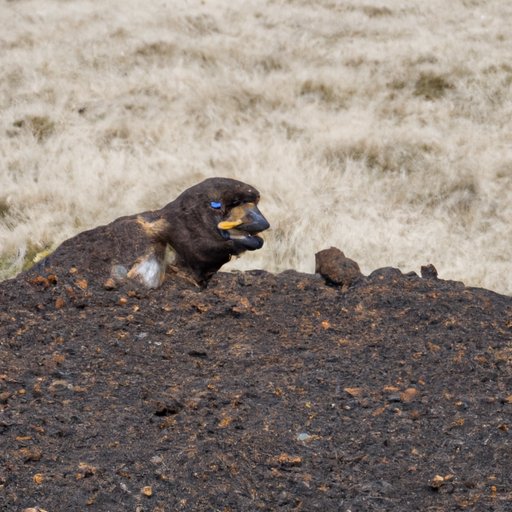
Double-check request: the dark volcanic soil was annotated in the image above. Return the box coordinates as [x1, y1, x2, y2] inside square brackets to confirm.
[0, 253, 511, 511]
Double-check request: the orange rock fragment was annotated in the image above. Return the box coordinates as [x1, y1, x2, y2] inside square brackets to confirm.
[29, 276, 50, 288]
[142, 486, 153, 497]
[103, 278, 116, 290]
[450, 417, 465, 428]
[276, 453, 303, 467]
[400, 387, 418, 403]
[75, 278, 88, 290]
[218, 416, 232, 428]
[344, 387, 363, 398]
[372, 405, 387, 417]
[430, 474, 445, 489]
[427, 342, 441, 352]
[18, 447, 42, 462]
[430, 474, 454, 489]
[33, 473, 44, 485]
[52, 353, 65, 364]
[76, 462, 97, 480]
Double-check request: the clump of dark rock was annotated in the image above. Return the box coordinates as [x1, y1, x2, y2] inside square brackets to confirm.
[0, 247, 511, 511]
[315, 246, 363, 289]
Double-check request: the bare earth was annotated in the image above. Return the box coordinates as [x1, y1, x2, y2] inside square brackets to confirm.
[1, 253, 511, 511]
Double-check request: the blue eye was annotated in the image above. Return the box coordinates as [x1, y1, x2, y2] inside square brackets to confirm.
[210, 201, 222, 209]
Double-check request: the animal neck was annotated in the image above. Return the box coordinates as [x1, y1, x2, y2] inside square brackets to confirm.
[157, 203, 230, 287]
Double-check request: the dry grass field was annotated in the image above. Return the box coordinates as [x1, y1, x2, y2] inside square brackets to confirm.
[1, 0, 511, 294]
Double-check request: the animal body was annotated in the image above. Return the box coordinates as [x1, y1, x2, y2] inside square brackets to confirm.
[36, 177, 270, 287]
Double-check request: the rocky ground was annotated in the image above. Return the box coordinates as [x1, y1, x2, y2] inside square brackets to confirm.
[0, 249, 511, 511]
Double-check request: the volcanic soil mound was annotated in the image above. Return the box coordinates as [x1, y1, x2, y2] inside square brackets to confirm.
[0, 249, 511, 511]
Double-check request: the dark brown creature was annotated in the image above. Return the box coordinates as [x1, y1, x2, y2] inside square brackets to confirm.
[34, 177, 270, 287]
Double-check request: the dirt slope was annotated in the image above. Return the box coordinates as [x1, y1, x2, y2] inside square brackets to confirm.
[0, 254, 511, 511]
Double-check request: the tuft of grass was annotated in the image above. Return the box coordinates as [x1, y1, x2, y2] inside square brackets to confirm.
[184, 14, 219, 35]
[0, 198, 9, 218]
[257, 55, 284, 73]
[12, 115, 56, 142]
[323, 140, 438, 174]
[100, 125, 131, 147]
[414, 72, 454, 100]
[362, 6, 393, 17]
[21, 243, 53, 272]
[134, 41, 176, 59]
[299, 79, 347, 107]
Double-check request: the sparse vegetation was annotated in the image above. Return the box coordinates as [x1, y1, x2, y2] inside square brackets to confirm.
[414, 72, 454, 100]
[362, 5, 393, 17]
[0, 198, 9, 218]
[0, 0, 511, 294]
[11, 115, 56, 142]
[134, 41, 177, 58]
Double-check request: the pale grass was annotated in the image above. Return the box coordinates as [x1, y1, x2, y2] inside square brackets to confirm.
[1, 0, 511, 294]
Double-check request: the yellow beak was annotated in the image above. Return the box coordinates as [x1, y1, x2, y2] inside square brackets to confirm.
[217, 219, 243, 230]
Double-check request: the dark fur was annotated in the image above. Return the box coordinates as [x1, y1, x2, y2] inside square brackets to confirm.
[34, 178, 269, 287]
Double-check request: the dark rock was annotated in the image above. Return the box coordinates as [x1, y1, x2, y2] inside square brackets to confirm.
[369, 266, 403, 280]
[151, 398, 183, 417]
[315, 247, 363, 289]
[421, 264, 438, 279]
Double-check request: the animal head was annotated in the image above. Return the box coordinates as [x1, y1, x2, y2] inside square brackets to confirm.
[161, 177, 270, 285]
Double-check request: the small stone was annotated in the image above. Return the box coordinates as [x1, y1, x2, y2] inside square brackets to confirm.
[19, 447, 42, 462]
[421, 264, 438, 279]
[111, 265, 128, 280]
[430, 474, 445, 488]
[218, 416, 232, 428]
[76, 462, 97, 480]
[400, 387, 418, 403]
[276, 453, 302, 467]
[344, 387, 363, 398]
[103, 278, 117, 290]
[142, 485, 153, 497]
[315, 247, 362, 289]
[430, 474, 454, 489]
[33, 473, 44, 485]
[321, 320, 331, 329]
[75, 278, 88, 290]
